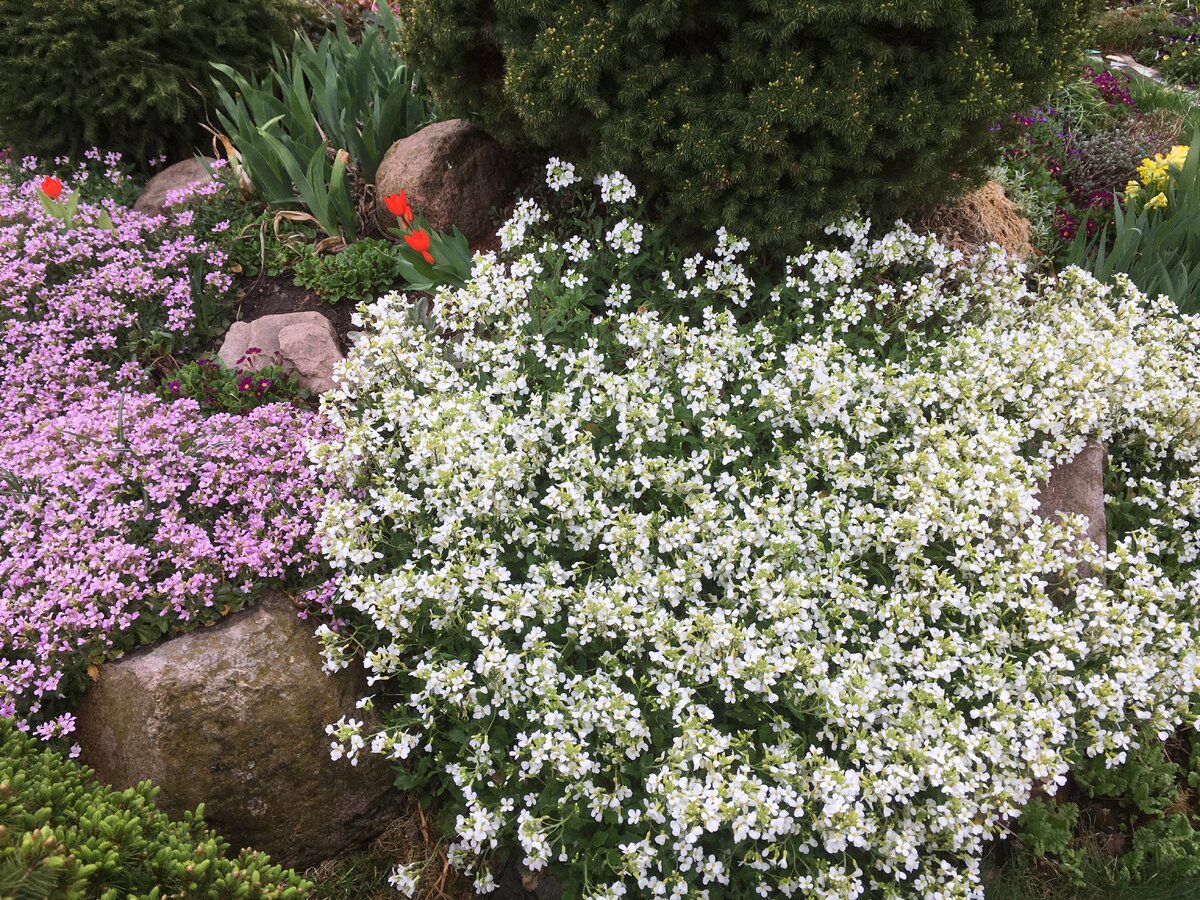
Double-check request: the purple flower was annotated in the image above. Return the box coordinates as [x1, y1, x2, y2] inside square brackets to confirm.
[0, 163, 334, 742]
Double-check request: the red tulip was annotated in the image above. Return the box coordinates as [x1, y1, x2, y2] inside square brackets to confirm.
[384, 191, 413, 225]
[405, 228, 434, 264]
[40, 176, 63, 201]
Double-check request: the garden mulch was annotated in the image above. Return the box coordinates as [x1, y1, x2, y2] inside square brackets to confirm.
[233, 274, 357, 349]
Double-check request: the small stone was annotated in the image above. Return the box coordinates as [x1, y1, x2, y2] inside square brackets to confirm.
[133, 158, 217, 214]
[1036, 441, 1107, 553]
[494, 854, 563, 900]
[73, 593, 399, 869]
[218, 312, 342, 394]
[376, 119, 518, 241]
[1035, 440, 1108, 578]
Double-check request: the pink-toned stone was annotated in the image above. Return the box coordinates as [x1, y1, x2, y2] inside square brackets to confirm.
[1035, 441, 1108, 573]
[133, 158, 216, 214]
[375, 119, 517, 241]
[218, 312, 342, 393]
[73, 593, 399, 868]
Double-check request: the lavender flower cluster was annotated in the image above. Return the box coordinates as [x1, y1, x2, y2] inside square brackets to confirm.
[0, 163, 330, 747]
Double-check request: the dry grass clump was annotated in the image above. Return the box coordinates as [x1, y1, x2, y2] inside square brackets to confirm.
[307, 794, 478, 900]
[918, 181, 1037, 259]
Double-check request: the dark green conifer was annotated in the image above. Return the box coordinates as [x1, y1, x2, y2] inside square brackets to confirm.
[0, 0, 293, 167]
[402, 0, 1092, 251]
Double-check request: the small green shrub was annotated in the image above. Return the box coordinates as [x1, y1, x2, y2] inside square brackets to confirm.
[1091, 7, 1170, 54]
[293, 239, 407, 304]
[0, 0, 291, 167]
[160, 356, 307, 413]
[0, 720, 311, 898]
[402, 0, 1091, 252]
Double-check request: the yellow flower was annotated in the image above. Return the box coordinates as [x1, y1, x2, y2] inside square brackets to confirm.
[1138, 156, 1172, 191]
[1146, 191, 1169, 210]
[1125, 180, 1142, 198]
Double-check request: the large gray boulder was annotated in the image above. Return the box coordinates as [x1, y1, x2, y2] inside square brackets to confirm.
[218, 311, 342, 394]
[375, 119, 517, 241]
[73, 592, 399, 869]
[134, 158, 217, 214]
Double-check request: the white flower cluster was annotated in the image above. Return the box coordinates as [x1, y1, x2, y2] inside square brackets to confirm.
[605, 218, 643, 256]
[499, 198, 545, 252]
[595, 171, 638, 204]
[312, 200, 1200, 899]
[545, 157, 579, 192]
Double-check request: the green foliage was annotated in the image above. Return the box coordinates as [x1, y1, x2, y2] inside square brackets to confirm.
[401, 0, 1092, 252]
[293, 239, 406, 303]
[387, 226, 475, 294]
[291, 222, 473, 305]
[1075, 740, 1183, 817]
[0, 720, 310, 899]
[1017, 798, 1080, 857]
[213, 3, 431, 239]
[1065, 138, 1200, 313]
[1091, 7, 1170, 54]
[160, 357, 308, 413]
[987, 731, 1200, 900]
[1125, 71, 1200, 133]
[1155, 42, 1200, 86]
[0, 0, 291, 168]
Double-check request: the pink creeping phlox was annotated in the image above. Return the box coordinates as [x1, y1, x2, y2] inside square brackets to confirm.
[0, 158, 332, 747]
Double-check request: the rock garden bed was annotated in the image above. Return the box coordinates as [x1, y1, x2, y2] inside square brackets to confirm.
[2, 2, 1200, 899]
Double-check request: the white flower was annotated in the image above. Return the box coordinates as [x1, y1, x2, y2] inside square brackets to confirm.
[545, 157, 579, 192]
[595, 171, 637, 204]
[387, 863, 419, 897]
[605, 218, 643, 255]
[313, 181, 1200, 899]
[499, 199, 546, 252]
[564, 236, 592, 263]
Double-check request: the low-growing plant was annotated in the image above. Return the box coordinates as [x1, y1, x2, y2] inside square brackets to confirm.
[213, 2, 431, 240]
[293, 238, 407, 303]
[995, 61, 1199, 254]
[0, 164, 331, 744]
[1133, 6, 1200, 85]
[1072, 114, 1183, 201]
[986, 730, 1200, 899]
[313, 165, 1200, 898]
[0, 147, 141, 208]
[381, 190, 474, 292]
[161, 355, 308, 413]
[0, 719, 311, 898]
[1125, 67, 1200, 130]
